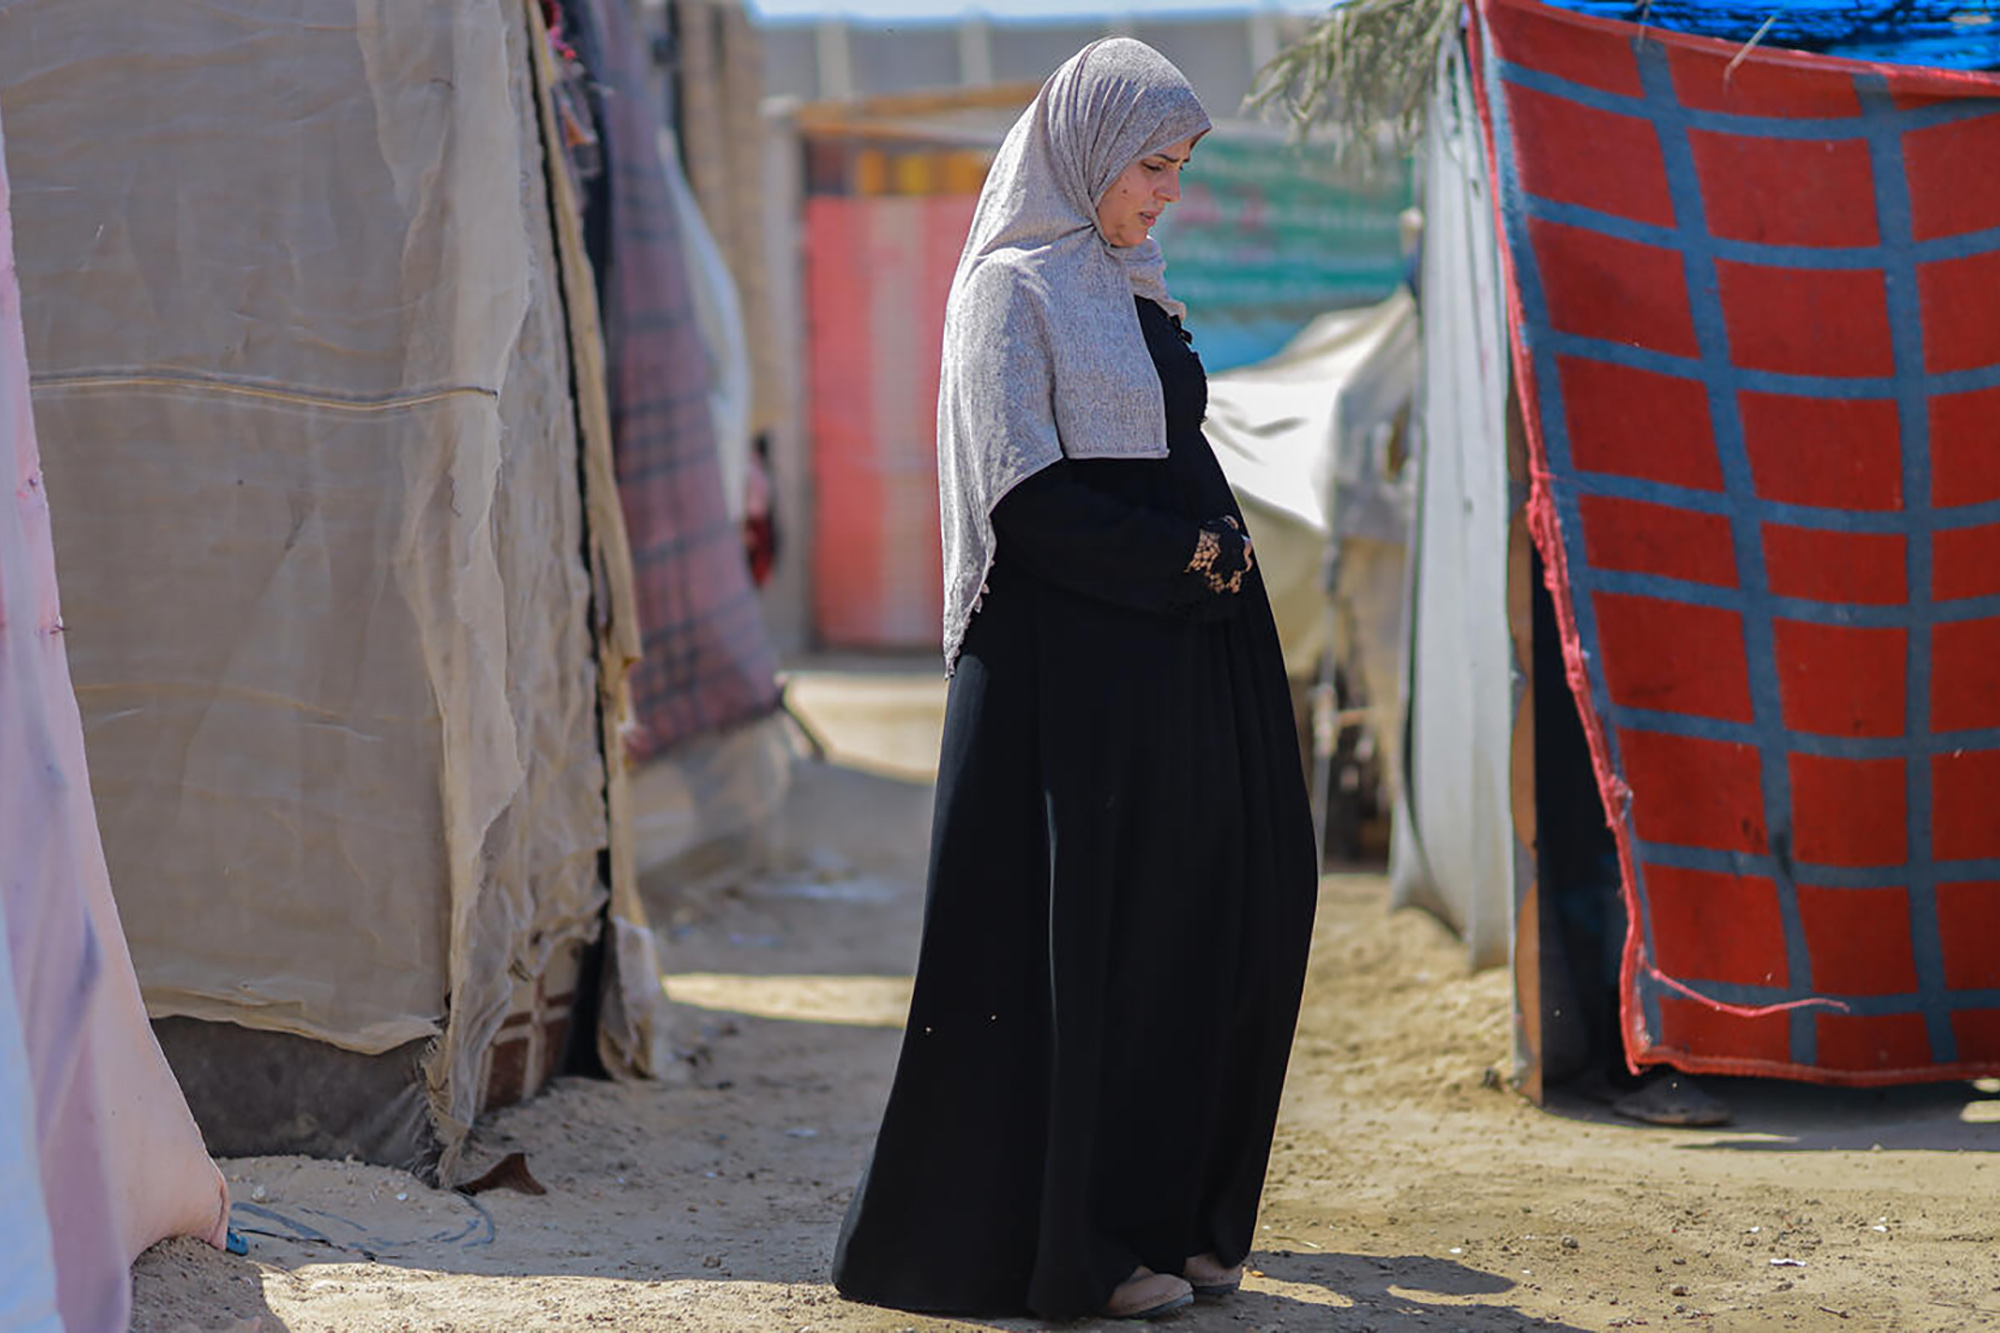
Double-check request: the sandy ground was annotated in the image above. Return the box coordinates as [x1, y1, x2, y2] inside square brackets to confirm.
[132, 668, 2000, 1333]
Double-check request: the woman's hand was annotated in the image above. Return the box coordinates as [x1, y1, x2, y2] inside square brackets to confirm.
[1221, 515, 1255, 576]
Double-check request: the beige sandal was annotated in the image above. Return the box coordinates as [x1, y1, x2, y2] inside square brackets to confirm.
[1182, 1252, 1244, 1297]
[1104, 1266, 1194, 1319]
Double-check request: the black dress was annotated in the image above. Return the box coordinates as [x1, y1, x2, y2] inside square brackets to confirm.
[832, 297, 1319, 1321]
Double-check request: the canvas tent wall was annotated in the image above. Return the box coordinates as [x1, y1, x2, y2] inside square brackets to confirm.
[1407, 0, 2000, 1093]
[1, 102, 230, 1331]
[0, 0, 666, 1179]
[1395, 32, 1524, 982]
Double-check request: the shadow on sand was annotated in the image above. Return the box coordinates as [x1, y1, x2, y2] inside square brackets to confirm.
[1544, 1074, 2000, 1154]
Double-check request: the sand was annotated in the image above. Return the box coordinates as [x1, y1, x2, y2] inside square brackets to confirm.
[130, 683, 2000, 1333]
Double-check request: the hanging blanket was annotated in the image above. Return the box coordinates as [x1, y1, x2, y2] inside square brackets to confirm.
[1475, 0, 2000, 1084]
[577, 0, 780, 762]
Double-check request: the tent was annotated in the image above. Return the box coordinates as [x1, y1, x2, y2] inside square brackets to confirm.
[2, 101, 230, 1332]
[0, 0, 673, 1179]
[1406, 0, 2000, 1094]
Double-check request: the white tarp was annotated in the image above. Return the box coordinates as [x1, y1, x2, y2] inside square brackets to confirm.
[1389, 34, 1517, 969]
[2, 103, 228, 1332]
[1204, 290, 1419, 685]
[661, 128, 755, 522]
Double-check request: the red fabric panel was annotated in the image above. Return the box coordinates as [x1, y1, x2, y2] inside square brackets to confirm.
[1930, 618, 2000, 732]
[1933, 750, 2000, 861]
[1815, 1012, 1932, 1074]
[1715, 260, 1894, 378]
[1932, 524, 2000, 601]
[1950, 1011, 2000, 1062]
[1689, 130, 1878, 248]
[1645, 865, 1788, 988]
[1788, 753, 1908, 867]
[1919, 250, 2000, 374]
[1935, 882, 2000, 990]
[1484, 0, 1644, 95]
[1618, 729, 1766, 852]
[1666, 44, 1863, 118]
[1761, 524, 1906, 605]
[1580, 495, 1737, 586]
[1902, 112, 2000, 241]
[1594, 593, 1753, 721]
[1530, 219, 1699, 356]
[1508, 85, 1674, 225]
[1796, 886, 1919, 995]
[1739, 392, 1902, 510]
[1655, 997, 1793, 1066]
[1558, 357, 1722, 489]
[1928, 385, 2000, 507]
[1771, 620, 1907, 738]
[1480, 0, 2000, 1088]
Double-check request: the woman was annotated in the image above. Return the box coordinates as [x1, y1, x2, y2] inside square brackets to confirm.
[832, 38, 1319, 1323]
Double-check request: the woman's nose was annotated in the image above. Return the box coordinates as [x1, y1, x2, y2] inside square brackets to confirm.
[1158, 171, 1180, 204]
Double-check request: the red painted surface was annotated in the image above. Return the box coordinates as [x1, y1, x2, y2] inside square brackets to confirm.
[806, 194, 977, 649]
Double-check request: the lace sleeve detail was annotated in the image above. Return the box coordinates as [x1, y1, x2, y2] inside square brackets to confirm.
[1184, 516, 1252, 594]
[1186, 528, 1222, 576]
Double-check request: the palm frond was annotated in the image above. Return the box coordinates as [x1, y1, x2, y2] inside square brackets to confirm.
[1247, 0, 1461, 167]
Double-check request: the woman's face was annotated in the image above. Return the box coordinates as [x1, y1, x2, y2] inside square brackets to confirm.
[1094, 136, 1199, 248]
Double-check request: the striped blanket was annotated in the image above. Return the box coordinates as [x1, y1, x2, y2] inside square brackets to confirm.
[580, 0, 780, 761]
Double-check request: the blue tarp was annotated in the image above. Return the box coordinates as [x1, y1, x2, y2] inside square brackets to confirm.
[1541, 2, 2000, 69]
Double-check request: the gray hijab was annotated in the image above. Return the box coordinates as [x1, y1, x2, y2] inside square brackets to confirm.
[936, 37, 1210, 670]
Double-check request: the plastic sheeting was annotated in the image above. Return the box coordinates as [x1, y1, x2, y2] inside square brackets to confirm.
[1, 102, 228, 1332]
[1204, 292, 1419, 698]
[664, 126, 755, 524]
[1391, 33, 1520, 971]
[0, 0, 650, 1171]
[1544, 2, 2000, 70]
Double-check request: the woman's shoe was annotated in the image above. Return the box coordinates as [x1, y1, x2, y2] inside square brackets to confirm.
[1182, 1252, 1244, 1298]
[1104, 1267, 1194, 1319]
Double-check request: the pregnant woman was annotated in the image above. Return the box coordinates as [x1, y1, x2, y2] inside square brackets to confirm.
[832, 37, 1320, 1323]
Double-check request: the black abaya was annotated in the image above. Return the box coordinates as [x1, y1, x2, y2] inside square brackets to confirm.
[832, 298, 1319, 1321]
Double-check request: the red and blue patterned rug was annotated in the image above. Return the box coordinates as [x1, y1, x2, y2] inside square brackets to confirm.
[1476, 0, 2000, 1083]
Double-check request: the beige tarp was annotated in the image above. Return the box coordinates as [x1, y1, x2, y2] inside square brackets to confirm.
[0, 0, 660, 1170]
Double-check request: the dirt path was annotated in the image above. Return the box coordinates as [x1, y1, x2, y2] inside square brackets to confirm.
[132, 679, 2000, 1333]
